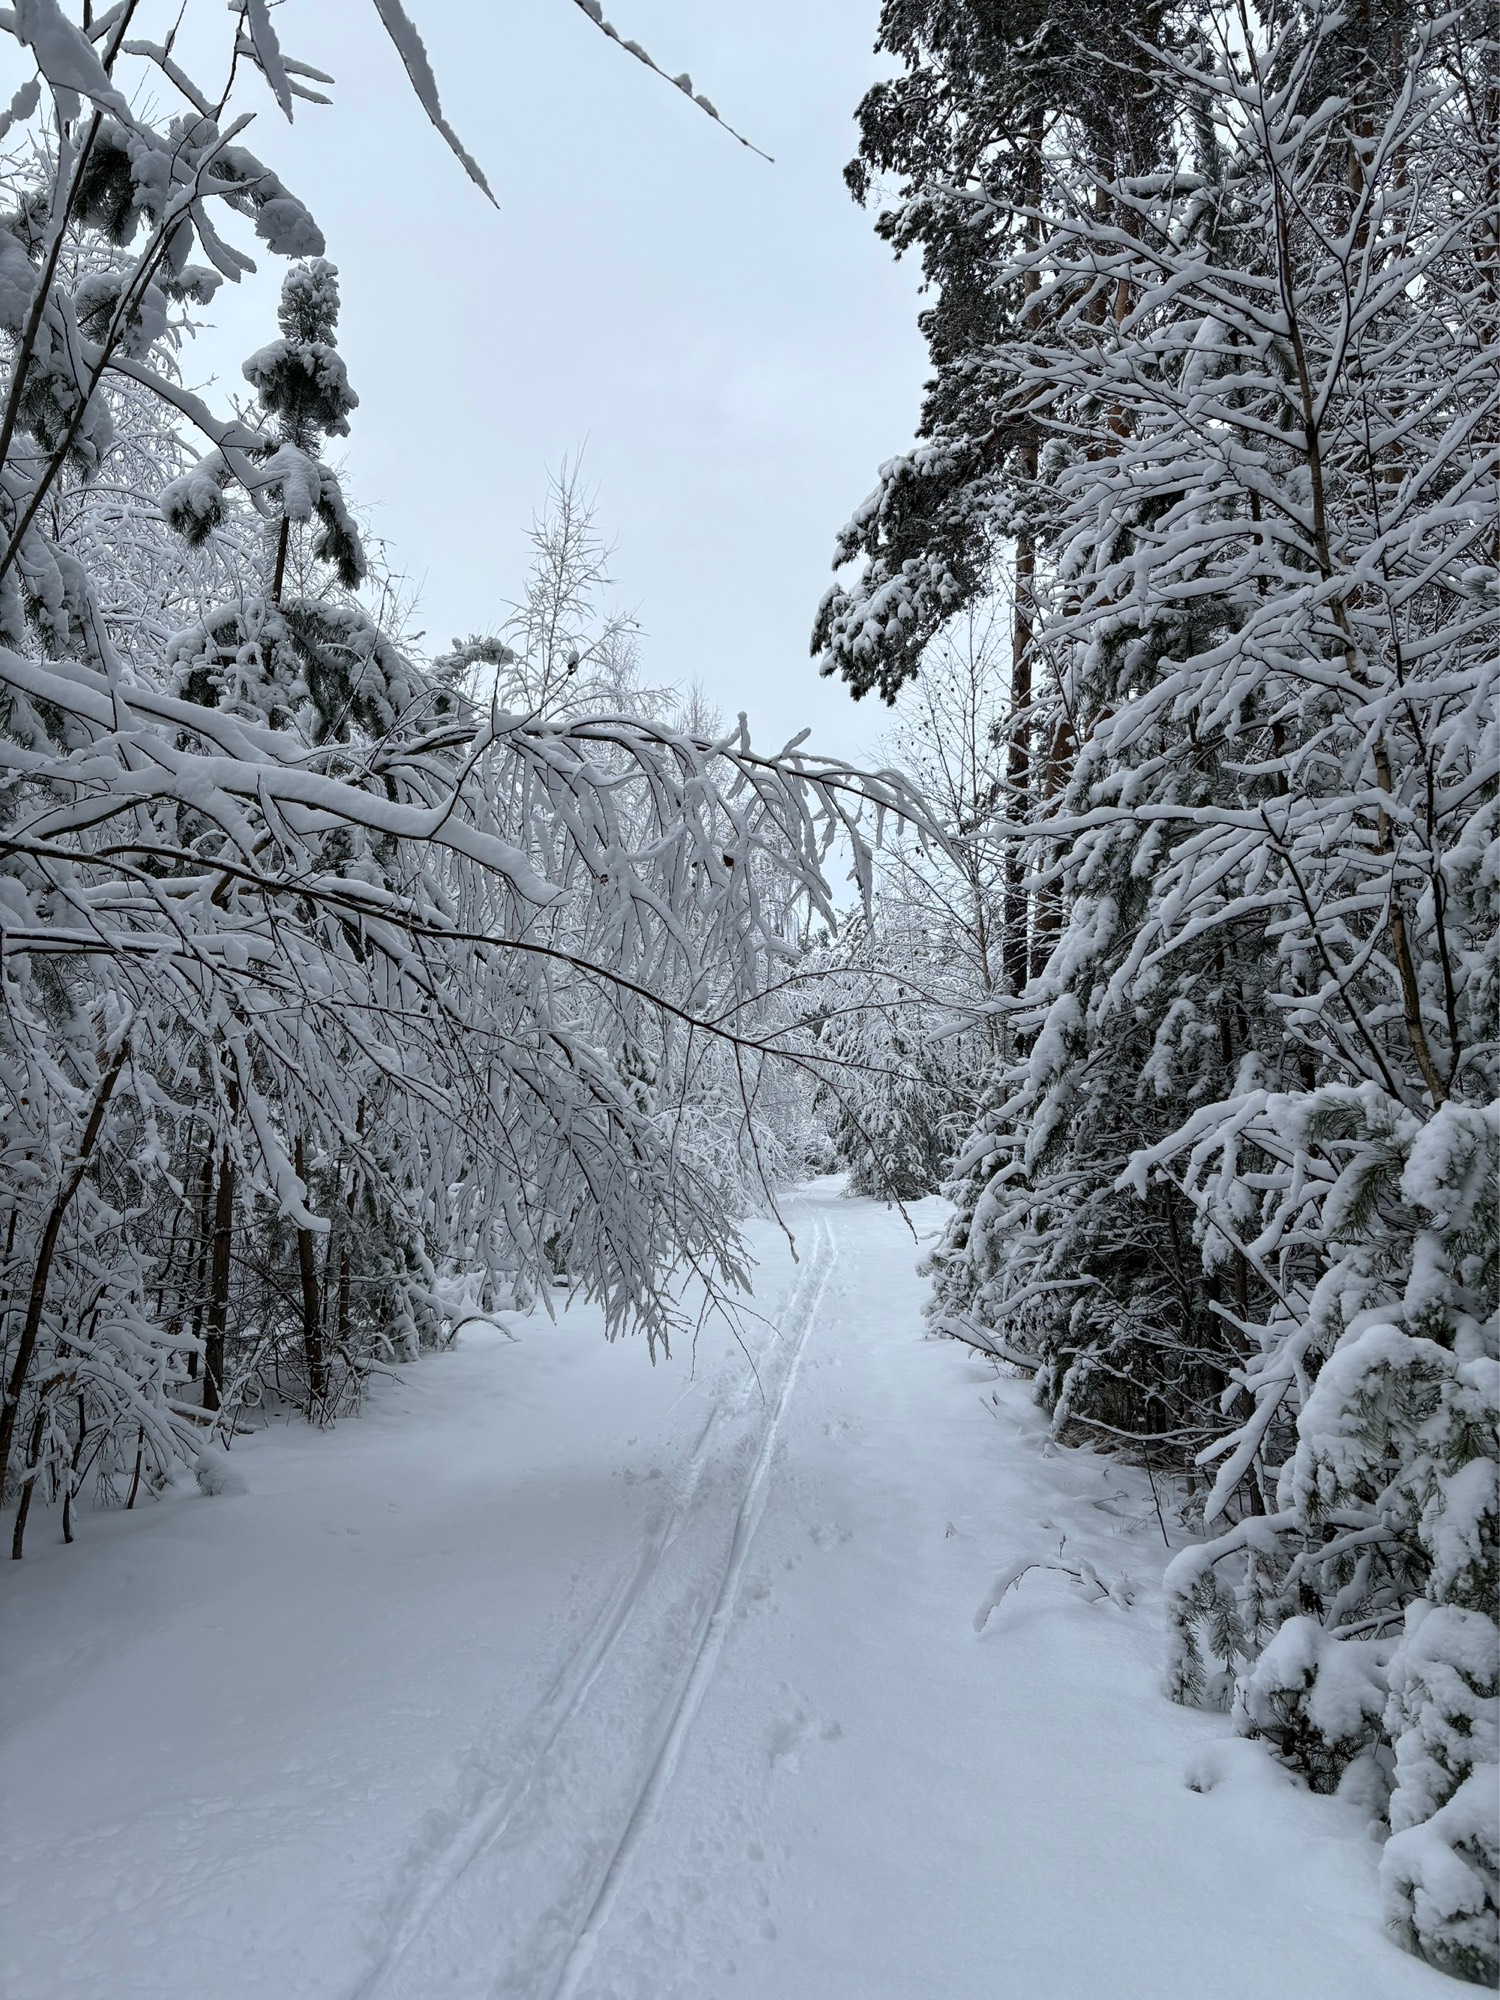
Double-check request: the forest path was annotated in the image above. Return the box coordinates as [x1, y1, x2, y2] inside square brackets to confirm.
[0, 1185, 1444, 2000]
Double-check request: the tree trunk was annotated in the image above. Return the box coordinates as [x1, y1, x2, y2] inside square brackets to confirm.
[202, 1142, 236, 1413]
[10, 1404, 45, 1560]
[1003, 111, 1045, 999]
[186, 1149, 214, 1383]
[0, 1041, 128, 1503]
[294, 1137, 327, 1417]
[271, 512, 291, 605]
[1003, 486, 1035, 999]
[1030, 713, 1077, 979]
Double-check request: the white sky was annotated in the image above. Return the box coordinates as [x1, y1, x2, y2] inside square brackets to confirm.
[171, 1, 928, 764]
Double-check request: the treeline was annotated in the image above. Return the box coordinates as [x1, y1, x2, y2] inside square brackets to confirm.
[823, 0, 1497, 1982]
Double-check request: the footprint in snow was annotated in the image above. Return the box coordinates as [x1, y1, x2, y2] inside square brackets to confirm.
[767, 1712, 843, 1771]
[738, 1572, 774, 1615]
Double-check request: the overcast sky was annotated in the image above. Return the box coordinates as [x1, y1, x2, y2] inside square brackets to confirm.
[175, 1, 927, 764]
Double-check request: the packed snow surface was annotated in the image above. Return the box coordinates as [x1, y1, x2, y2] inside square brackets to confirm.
[1, 1184, 1450, 1999]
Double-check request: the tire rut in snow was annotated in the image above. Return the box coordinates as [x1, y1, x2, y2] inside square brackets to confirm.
[347, 1214, 837, 2000]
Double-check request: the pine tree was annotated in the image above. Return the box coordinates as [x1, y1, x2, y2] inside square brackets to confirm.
[812, 0, 1177, 703]
[837, 0, 1498, 1976]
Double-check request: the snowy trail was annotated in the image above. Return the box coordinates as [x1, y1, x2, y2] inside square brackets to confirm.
[355, 1216, 837, 2000]
[548, 1220, 836, 2000]
[1, 1185, 1449, 2000]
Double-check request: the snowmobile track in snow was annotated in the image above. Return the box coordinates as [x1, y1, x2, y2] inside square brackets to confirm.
[348, 1211, 837, 2000]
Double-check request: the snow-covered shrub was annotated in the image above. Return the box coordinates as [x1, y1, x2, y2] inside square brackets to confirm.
[1162, 1103, 1498, 1981]
[1383, 1604, 1500, 1984]
[1380, 1372, 1500, 1985]
[194, 1447, 249, 1498]
[1235, 1617, 1394, 1794]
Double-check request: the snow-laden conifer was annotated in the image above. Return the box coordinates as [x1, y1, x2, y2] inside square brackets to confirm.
[836, 0, 1497, 1977]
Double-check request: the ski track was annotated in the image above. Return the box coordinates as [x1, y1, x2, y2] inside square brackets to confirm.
[549, 1218, 837, 2000]
[348, 1210, 836, 2000]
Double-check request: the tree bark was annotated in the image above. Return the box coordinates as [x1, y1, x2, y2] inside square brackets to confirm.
[202, 1141, 236, 1413]
[10, 1405, 45, 1560]
[185, 1149, 214, 1383]
[294, 1137, 327, 1417]
[1003, 110, 1045, 999]
[0, 1041, 128, 1504]
[271, 512, 291, 605]
[1003, 481, 1035, 999]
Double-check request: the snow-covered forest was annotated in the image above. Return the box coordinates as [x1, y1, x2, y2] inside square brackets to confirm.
[0, 3, 1494, 1996]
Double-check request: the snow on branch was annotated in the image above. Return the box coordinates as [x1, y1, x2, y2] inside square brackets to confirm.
[566, 0, 773, 162]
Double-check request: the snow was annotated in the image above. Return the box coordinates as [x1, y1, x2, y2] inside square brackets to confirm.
[193, 1446, 250, 1497]
[1237, 1614, 1391, 1746]
[368, 0, 494, 200]
[0, 1184, 1450, 2000]
[1384, 1771, 1500, 1974]
[12, 0, 133, 123]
